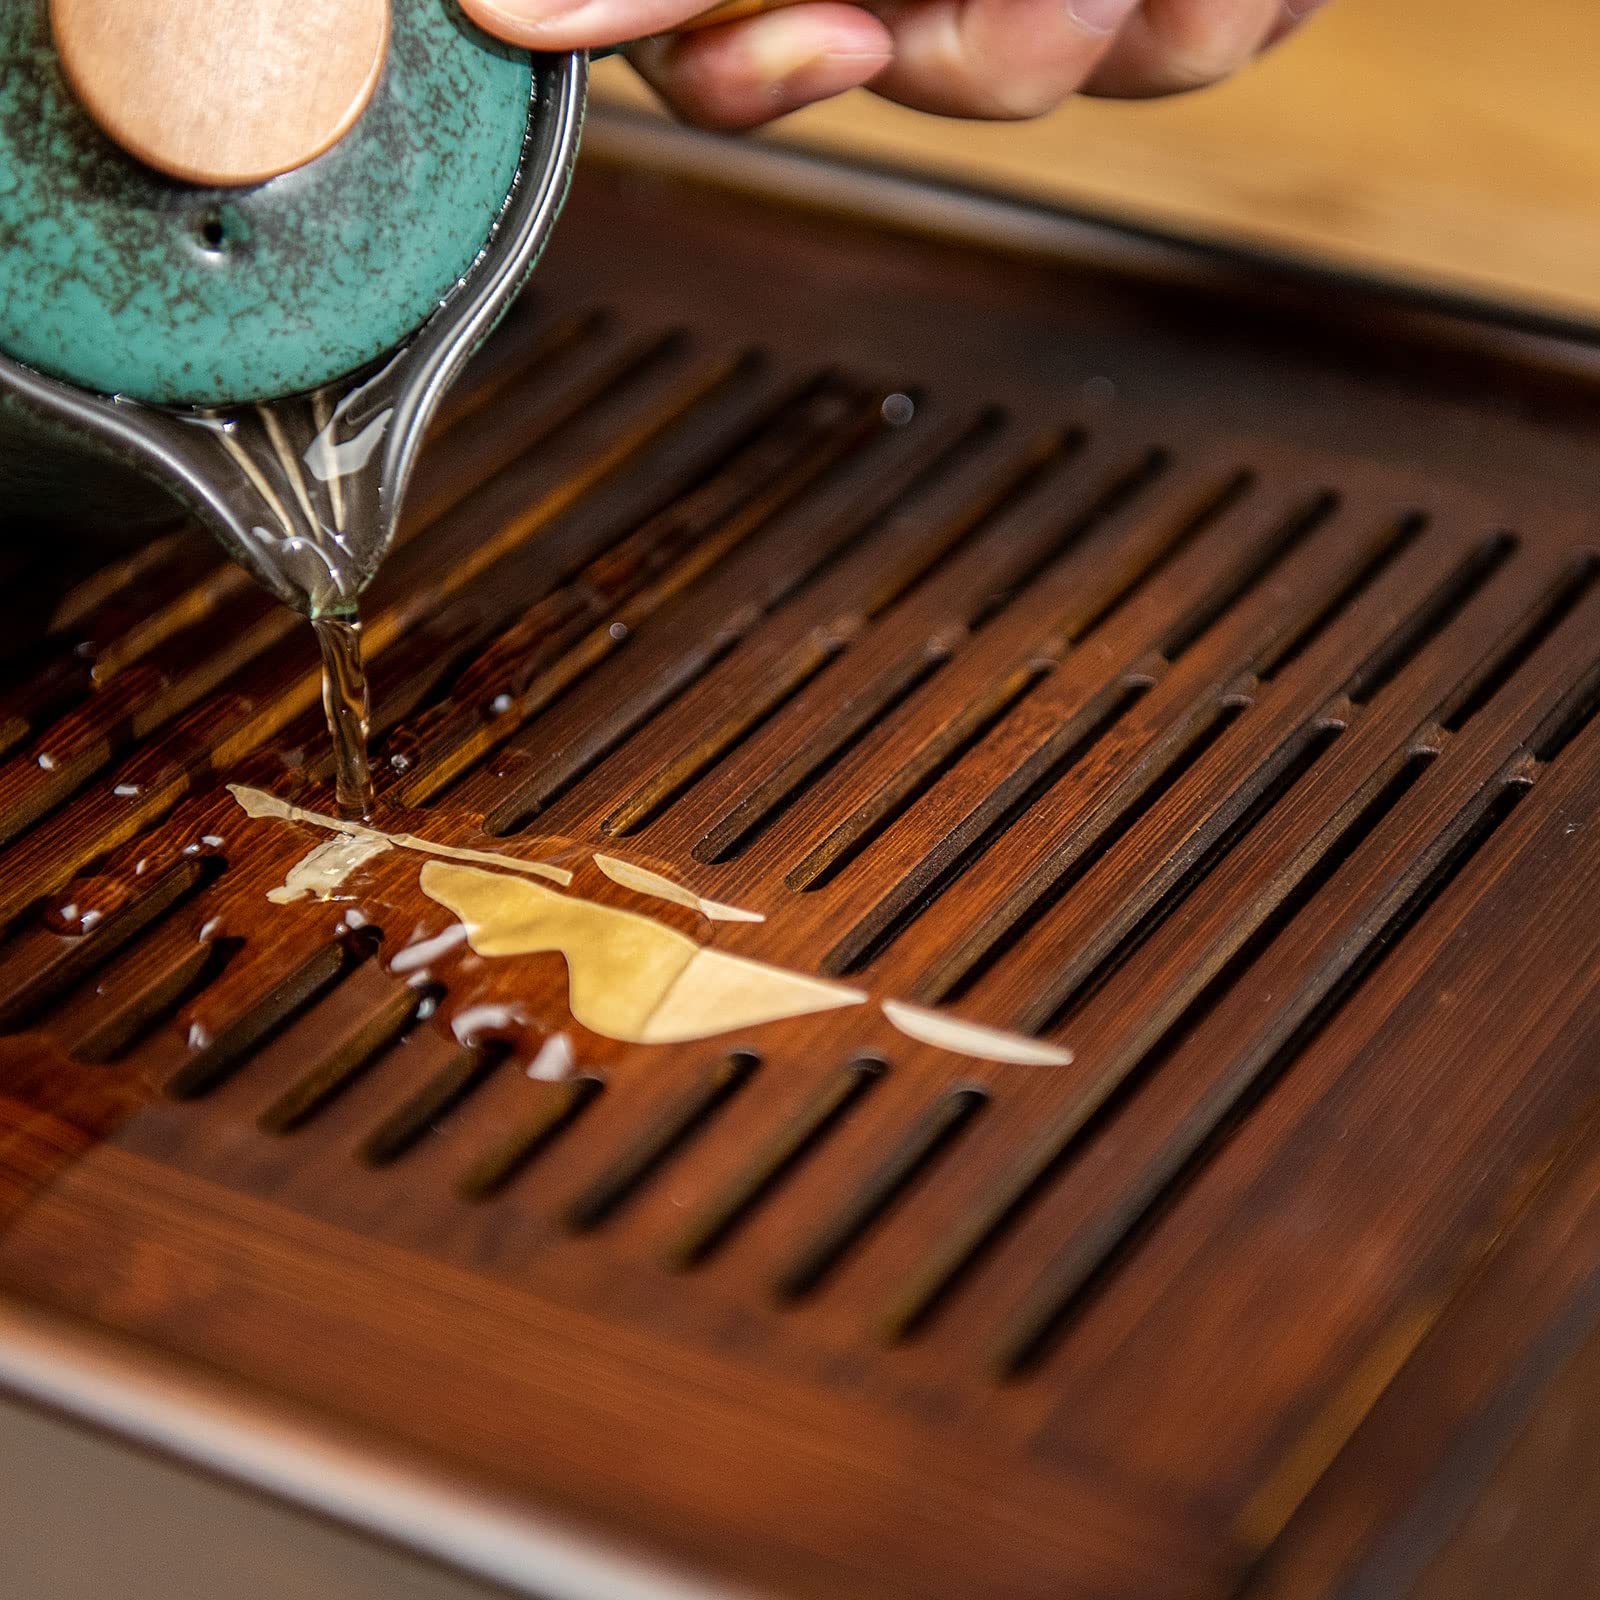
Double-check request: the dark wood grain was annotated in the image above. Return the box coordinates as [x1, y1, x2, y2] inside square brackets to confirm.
[3, 112, 1600, 1599]
[1247, 1123, 1600, 1600]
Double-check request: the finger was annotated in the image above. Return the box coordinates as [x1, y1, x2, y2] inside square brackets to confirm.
[1083, 0, 1283, 99]
[627, 5, 894, 130]
[864, 0, 1143, 121]
[460, 0, 721, 53]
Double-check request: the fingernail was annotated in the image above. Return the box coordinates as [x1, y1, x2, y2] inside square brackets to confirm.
[468, 0, 595, 32]
[745, 12, 849, 83]
[735, 12, 891, 104]
[1067, 0, 1140, 35]
[764, 47, 894, 108]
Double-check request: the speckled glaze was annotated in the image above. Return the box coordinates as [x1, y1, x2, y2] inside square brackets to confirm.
[0, 0, 532, 407]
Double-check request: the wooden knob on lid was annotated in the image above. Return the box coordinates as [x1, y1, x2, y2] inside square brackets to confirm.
[50, 0, 391, 189]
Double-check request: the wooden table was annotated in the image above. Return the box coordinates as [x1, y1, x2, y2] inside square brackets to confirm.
[595, 0, 1600, 320]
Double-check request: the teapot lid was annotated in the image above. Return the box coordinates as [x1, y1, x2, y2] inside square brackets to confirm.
[0, 0, 533, 407]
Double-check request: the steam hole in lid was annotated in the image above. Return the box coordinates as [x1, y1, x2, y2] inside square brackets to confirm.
[197, 211, 226, 254]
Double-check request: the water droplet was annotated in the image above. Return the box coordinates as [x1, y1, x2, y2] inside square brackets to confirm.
[60, 904, 79, 922]
[80, 909, 103, 932]
[881, 393, 915, 427]
[134, 858, 149, 876]
[37, 753, 57, 772]
[388, 752, 414, 773]
[415, 994, 439, 1022]
[201, 835, 224, 849]
[198, 917, 223, 942]
[187, 1021, 212, 1051]
[113, 783, 141, 798]
[527, 1032, 577, 1083]
[391, 922, 469, 974]
[451, 1002, 527, 1046]
[490, 694, 514, 716]
[608, 622, 630, 642]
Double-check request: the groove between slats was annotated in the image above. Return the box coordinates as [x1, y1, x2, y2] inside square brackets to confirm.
[670, 1058, 884, 1268]
[565, 1053, 759, 1231]
[824, 678, 1152, 977]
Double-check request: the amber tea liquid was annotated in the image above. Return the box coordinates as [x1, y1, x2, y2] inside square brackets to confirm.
[312, 614, 375, 818]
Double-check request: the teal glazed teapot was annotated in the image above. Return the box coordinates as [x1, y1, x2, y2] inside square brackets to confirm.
[0, 0, 587, 618]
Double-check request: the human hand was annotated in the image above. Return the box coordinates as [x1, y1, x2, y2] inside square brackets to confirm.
[459, 0, 1333, 130]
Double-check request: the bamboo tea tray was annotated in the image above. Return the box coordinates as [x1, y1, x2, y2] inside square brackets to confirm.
[5, 110, 1600, 1600]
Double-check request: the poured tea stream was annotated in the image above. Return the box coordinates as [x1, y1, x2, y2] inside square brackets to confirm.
[312, 616, 375, 817]
[182, 363, 406, 816]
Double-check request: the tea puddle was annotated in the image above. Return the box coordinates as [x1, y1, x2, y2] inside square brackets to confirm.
[228, 785, 1075, 1066]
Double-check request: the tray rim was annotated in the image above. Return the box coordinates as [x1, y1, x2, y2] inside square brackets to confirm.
[583, 103, 1600, 389]
[0, 1288, 737, 1600]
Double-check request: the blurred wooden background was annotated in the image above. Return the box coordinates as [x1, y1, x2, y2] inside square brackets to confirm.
[594, 0, 1600, 319]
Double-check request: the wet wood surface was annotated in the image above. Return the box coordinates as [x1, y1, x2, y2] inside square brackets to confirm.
[3, 117, 1600, 1597]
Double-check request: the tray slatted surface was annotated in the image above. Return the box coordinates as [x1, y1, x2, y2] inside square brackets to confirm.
[5, 122, 1600, 1600]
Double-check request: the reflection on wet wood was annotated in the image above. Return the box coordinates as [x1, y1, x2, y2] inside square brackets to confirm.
[231, 785, 573, 885]
[882, 1000, 1073, 1067]
[593, 852, 764, 923]
[267, 833, 393, 904]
